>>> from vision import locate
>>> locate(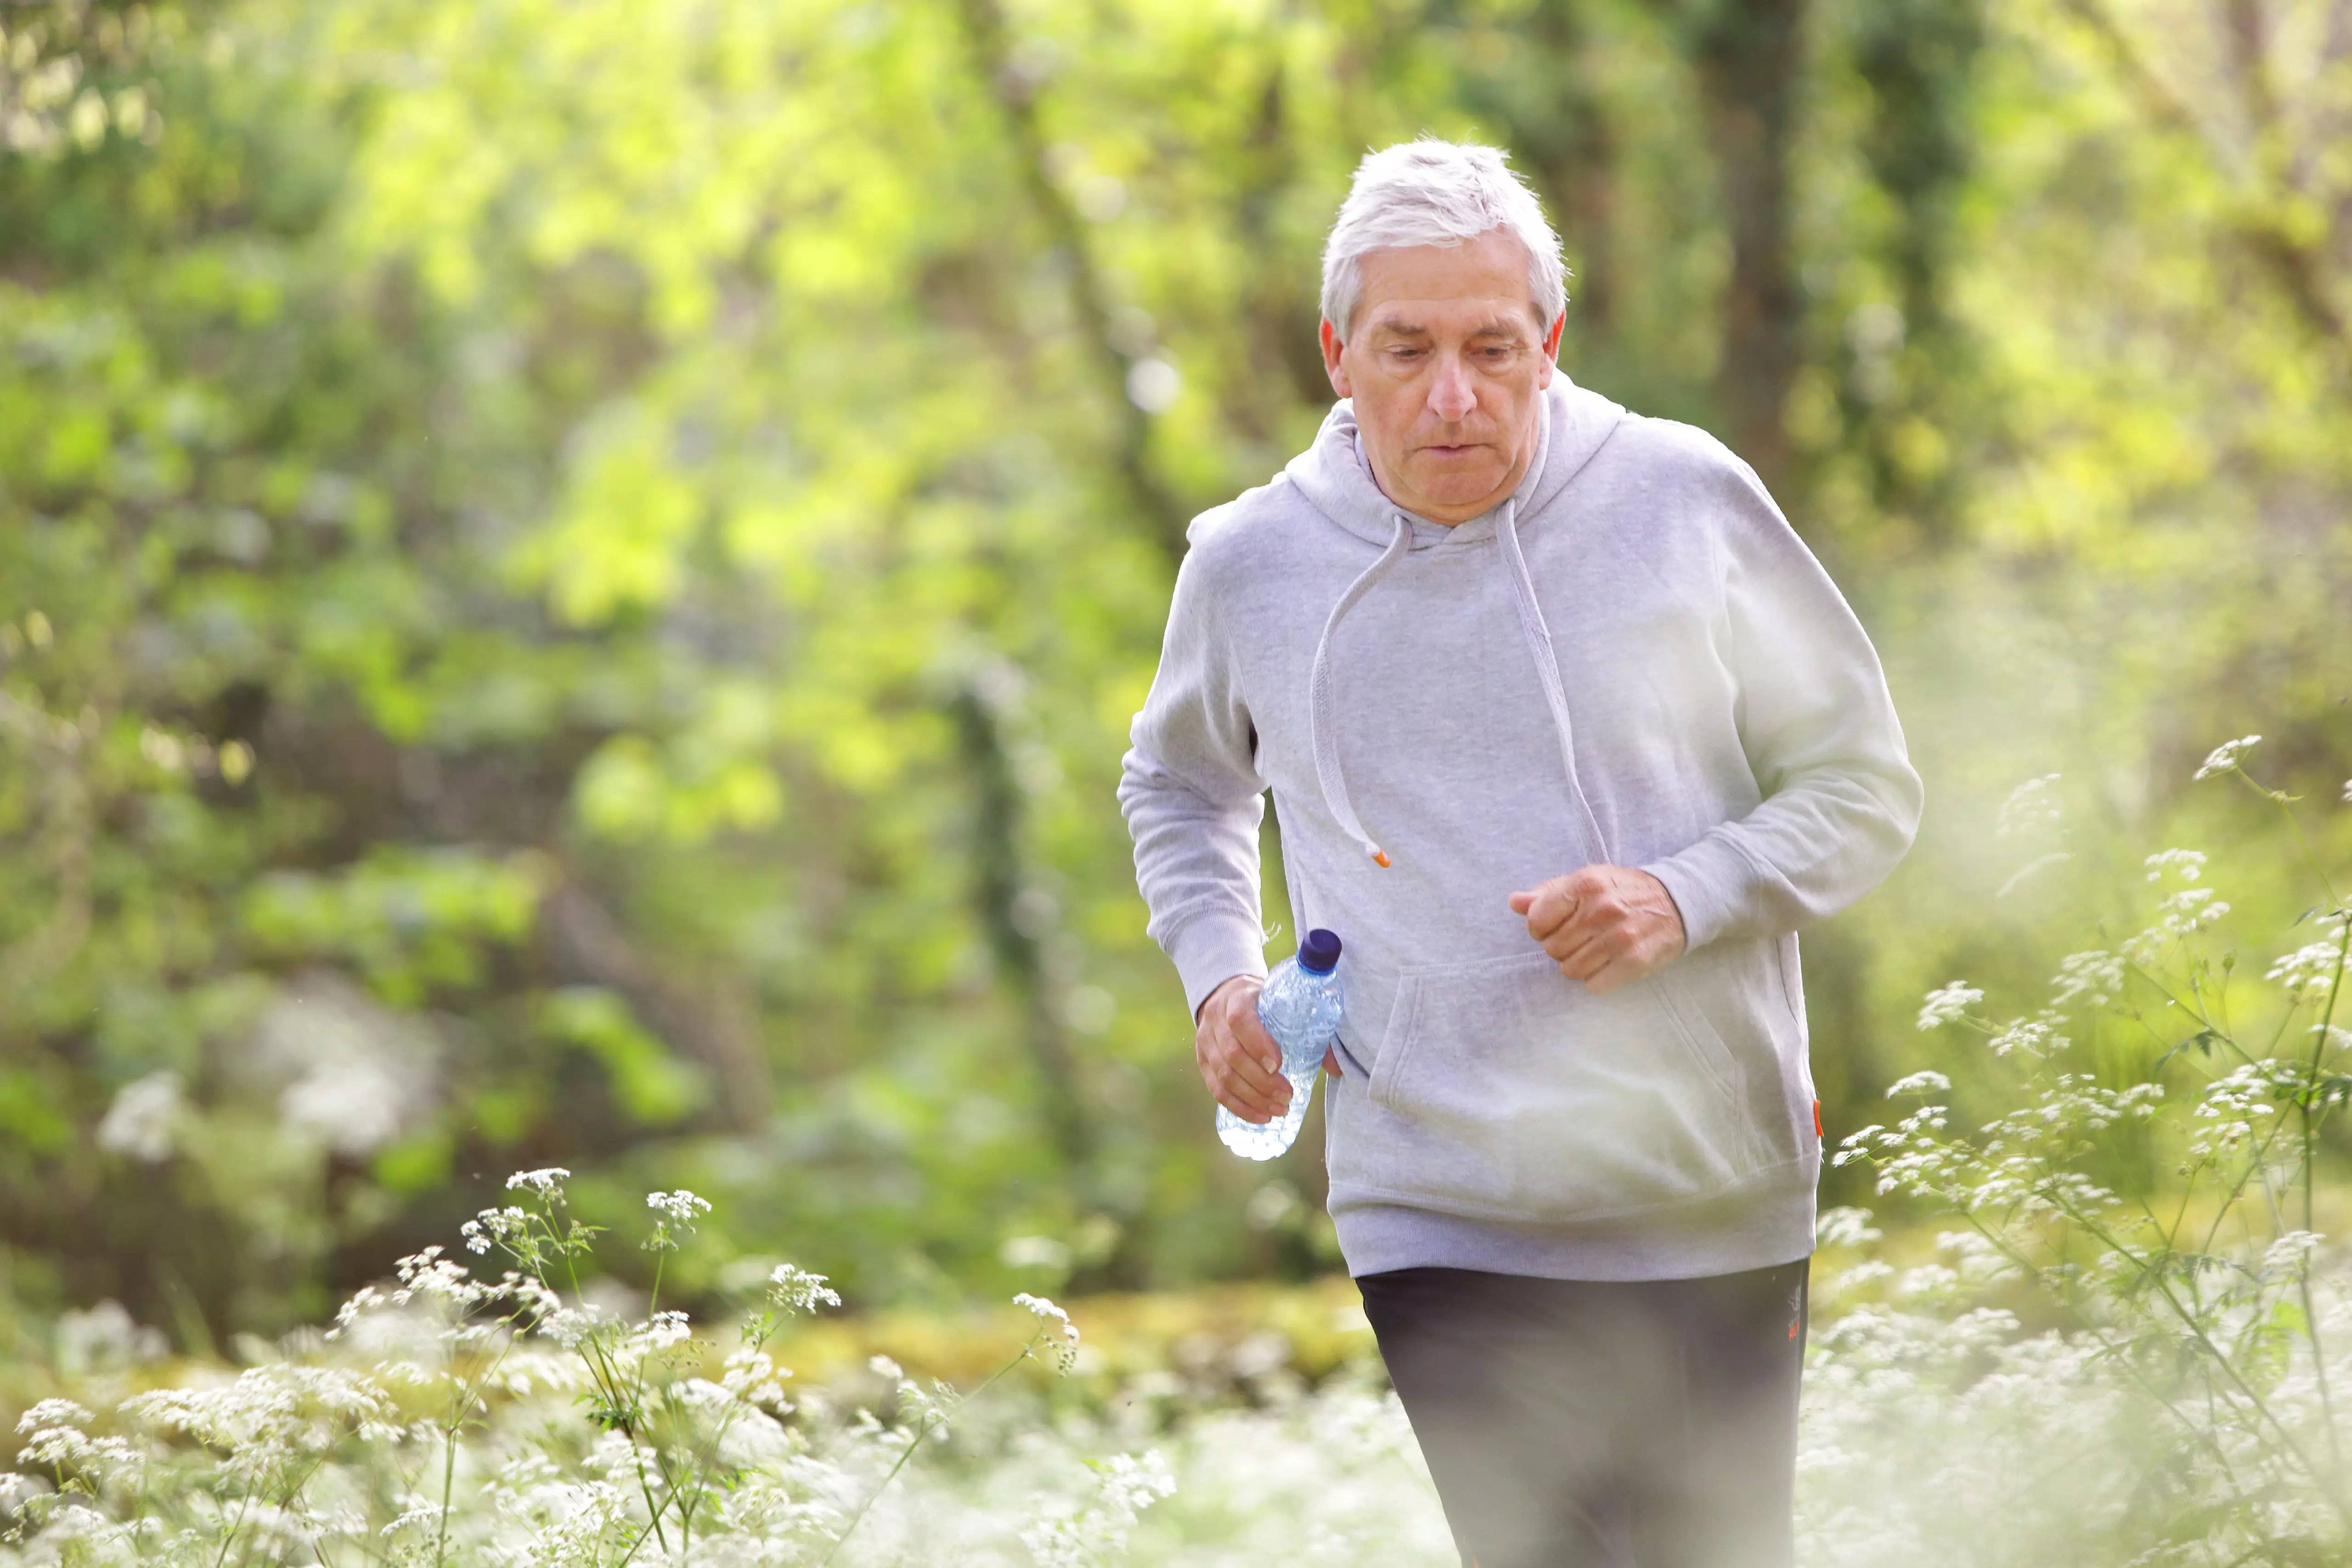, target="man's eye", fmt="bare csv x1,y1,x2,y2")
1390,348,1423,361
